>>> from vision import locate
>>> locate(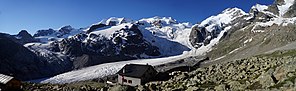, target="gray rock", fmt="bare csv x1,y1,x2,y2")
256,69,276,88
214,84,226,91
228,81,244,90
108,85,134,91
273,61,296,82
186,86,199,91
